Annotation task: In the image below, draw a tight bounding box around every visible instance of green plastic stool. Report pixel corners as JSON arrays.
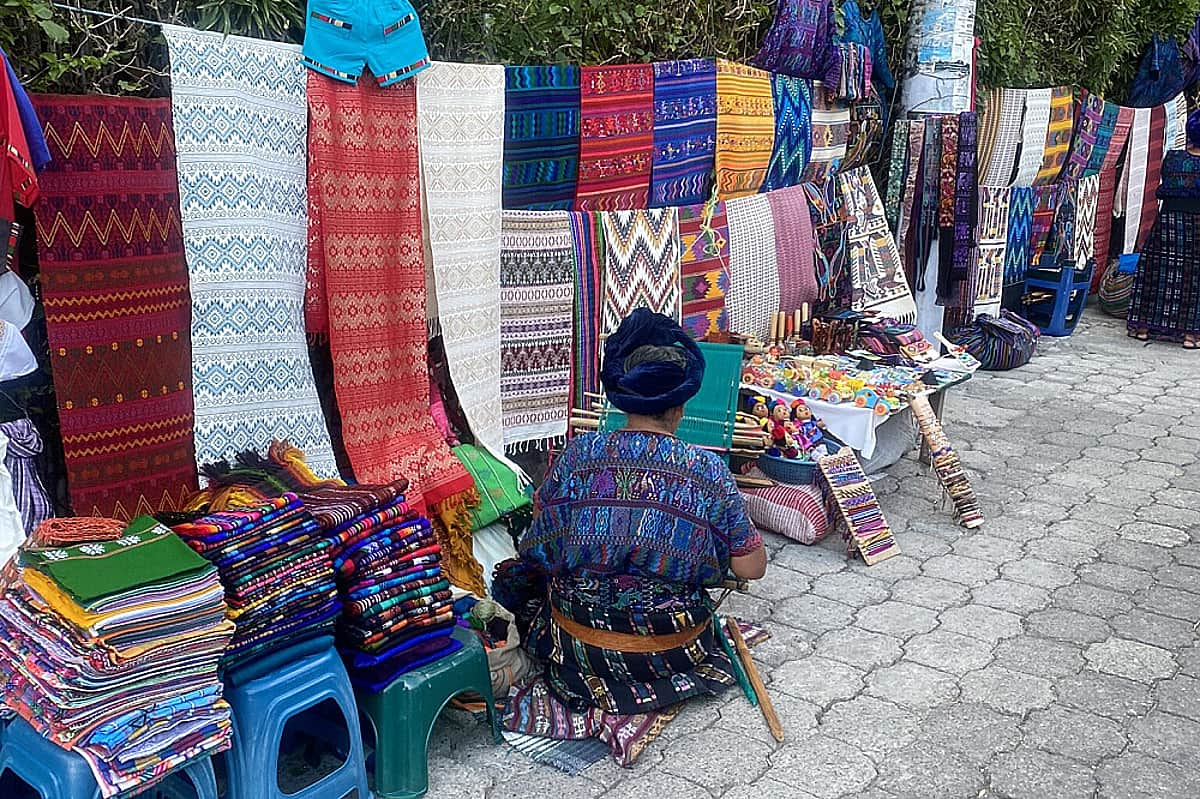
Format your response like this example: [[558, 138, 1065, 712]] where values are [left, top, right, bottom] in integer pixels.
[[357, 627, 502, 799]]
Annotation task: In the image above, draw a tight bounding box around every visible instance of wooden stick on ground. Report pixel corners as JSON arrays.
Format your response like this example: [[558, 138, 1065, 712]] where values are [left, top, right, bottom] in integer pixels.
[[726, 618, 784, 742]]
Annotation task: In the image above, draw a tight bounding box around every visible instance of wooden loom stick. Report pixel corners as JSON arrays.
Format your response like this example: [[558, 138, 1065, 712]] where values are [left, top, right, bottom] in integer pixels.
[[726, 618, 784, 742]]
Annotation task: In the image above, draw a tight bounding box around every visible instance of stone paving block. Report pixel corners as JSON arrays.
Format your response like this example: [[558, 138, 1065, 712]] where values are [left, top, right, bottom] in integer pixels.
[[1085, 638, 1178, 682], [855, 600, 940, 639], [894, 530, 953, 559], [1128, 710, 1200, 764], [488, 763, 605, 799], [771, 655, 865, 707], [1134, 585, 1200, 624], [814, 627, 903, 670], [1022, 705, 1127, 763], [771, 544, 848, 577], [1028, 608, 1113, 643], [1110, 609, 1197, 650], [922, 553, 999, 586], [746, 565, 813, 603], [867, 661, 959, 710], [950, 534, 1024, 565], [1133, 504, 1200, 531], [904, 629, 995, 674], [741, 622, 814, 668], [1156, 563, 1200, 592], [720, 778, 819, 799], [771, 594, 855, 635], [1080, 561, 1156, 593], [1056, 671, 1155, 720], [1000, 557, 1079, 589], [1024, 537, 1098, 568], [870, 743, 984, 799], [768, 734, 877, 798], [889, 575, 970, 610], [1049, 518, 1119, 546], [817, 695, 919, 759], [844, 553, 923, 584], [1096, 752, 1200, 799], [598, 772, 710, 799], [809, 570, 891, 609], [658, 727, 772, 793], [938, 604, 1023, 643], [990, 746, 1098, 799], [715, 690, 819, 745], [1052, 582, 1134, 617], [961, 664, 1053, 715], [992, 635, 1085, 678], [1119, 521, 1191, 548], [916, 702, 1020, 764], [972, 579, 1052, 614]]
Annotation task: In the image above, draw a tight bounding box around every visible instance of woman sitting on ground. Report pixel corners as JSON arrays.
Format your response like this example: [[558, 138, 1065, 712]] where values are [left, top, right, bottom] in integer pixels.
[[513, 308, 766, 715]]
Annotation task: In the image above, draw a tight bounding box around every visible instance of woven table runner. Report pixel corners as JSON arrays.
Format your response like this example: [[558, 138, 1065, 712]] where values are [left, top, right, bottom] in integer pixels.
[[33, 95, 198, 518], [715, 60, 775, 199], [599, 208, 682, 338], [1034, 86, 1073, 184], [979, 87, 1024, 187], [568, 211, 604, 407], [1012, 88, 1050, 186], [725, 193, 778, 339], [576, 65, 654, 211], [973, 186, 1010, 317], [1064, 90, 1105, 181], [502, 65, 580, 211], [164, 26, 336, 477], [767, 185, 818, 311], [499, 210, 575, 447], [839, 166, 917, 321], [1121, 107, 1152, 254], [650, 59, 717, 207], [1091, 105, 1134, 278], [762, 73, 812, 192], [677, 200, 730, 339]]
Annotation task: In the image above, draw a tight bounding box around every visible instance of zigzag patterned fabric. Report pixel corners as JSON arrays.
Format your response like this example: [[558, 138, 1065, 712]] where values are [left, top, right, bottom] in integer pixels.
[[650, 59, 717, 207], [307, 72, 481, 592], [32, 95, 199, 519], [1003, 185, 1034, 284], [762, 73, 812, 193], [576, 64, 654, 211], [502, 65, 580, 211], [677, 201, 730, 338], [1035, 86, 1073, 185], [599, 208, 681, 337], [417, 62, 507, 458], [568, 211, 604, 406], [838, 166, 917, 322], [767, 185, 818, 311], [714, 60, 775, 199], [163, 26, 337, 478], [499, 210, 575, 446], [1072, 174, 1100, 268], [802, 81, 849, 184], [725, 193, 779, 339]]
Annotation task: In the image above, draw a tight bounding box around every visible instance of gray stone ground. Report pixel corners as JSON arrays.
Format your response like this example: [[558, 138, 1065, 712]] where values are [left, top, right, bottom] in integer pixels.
[[422, 306, 1200, 799]]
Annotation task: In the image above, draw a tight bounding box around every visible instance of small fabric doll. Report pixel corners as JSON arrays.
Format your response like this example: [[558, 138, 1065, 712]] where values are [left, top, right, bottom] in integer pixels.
[[791, 399, 827, 456], [767, 400, 800, 459]]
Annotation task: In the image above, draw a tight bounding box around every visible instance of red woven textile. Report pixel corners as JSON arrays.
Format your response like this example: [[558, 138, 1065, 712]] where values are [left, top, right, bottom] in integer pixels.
[[575, 65, 654, 211], [32, 95, 198, 519], [306, 74, 474, 516]]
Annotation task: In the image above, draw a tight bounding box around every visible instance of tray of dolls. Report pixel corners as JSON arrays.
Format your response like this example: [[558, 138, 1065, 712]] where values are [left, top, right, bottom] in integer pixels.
[[756, 435, 846, 486]]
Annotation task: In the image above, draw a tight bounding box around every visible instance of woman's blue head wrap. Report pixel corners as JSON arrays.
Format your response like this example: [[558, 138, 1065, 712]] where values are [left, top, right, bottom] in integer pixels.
[[601, 308, 706, 416]]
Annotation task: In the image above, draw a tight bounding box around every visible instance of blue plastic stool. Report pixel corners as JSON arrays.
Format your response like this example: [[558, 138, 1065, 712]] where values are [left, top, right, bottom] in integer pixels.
[[1023, 259, 1094, 337], [222, 638, 370, 799], [356, 627, 501, 799], [0, 715, 217, 799]]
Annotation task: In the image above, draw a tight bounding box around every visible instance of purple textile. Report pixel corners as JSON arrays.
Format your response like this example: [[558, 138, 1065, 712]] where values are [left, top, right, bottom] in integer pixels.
[[950, 112, 978, 298], [753, 0, 833, 79], [1, 48, 48, 172]]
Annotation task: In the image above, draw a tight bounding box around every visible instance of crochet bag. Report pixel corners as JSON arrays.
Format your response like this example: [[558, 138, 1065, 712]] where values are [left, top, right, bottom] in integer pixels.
[[949, 310, 1040, 371]]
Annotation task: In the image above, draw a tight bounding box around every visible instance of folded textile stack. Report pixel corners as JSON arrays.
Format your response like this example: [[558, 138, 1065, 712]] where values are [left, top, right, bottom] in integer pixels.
[[170, 493, 339, 667], [0, 517, 234, 797], [297, 482, 461, 691]]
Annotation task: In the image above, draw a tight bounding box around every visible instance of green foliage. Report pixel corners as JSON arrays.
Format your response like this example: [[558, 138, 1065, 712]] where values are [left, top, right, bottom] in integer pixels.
[[2, 0, 1199, 101]]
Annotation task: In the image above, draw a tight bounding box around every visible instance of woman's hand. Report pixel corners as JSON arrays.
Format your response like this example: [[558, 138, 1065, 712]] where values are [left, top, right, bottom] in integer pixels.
[[731, 546, 767, 581]]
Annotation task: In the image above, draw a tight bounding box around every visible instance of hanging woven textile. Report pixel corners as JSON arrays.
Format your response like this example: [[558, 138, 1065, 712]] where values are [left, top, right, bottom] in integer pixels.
[[1072, 174, 1101, 269], [839, 166, 917, 321], [306, 72, 482, 593], [979, 88, 1024, 187], [802, 82, 850, 183], [1029, 182, 1062, 267], [1064, 90, 1106, 181], [677, 200, 731, 339], [762, 73, 812, 193], [753, 0, 833, 79], [568, 211, 604, 407], [417, 62, 507, 457], [164, 26, 337, 477], [767, 185, 818, 311], [1034, 86, 1073, 184], [725, 193, 779, 339], [32, 95, 199, 519], [1129, 35, 1188, 108], [842, 85, 884, 170], [895, 118, 925, 280], [499, 210, 575, 448], [650, 59, 717, 207], [1012, 88, 1050, 186], [576, 64, 654, 211], [502, 65, 580, 211], [714, 60, 775, 199], [1120, 106, 1156, 254], [805, 180, 851, 311], [1003, 186, 1034, 284], [973, 186, 1010, 317], [599, 208, 682, 337], [884, 118, 909, 231], [947, 111, 978, 305], [1091, 104, 1134, 279]]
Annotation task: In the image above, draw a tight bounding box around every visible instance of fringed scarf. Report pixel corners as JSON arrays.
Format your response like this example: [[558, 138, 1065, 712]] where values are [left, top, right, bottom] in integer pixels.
[[650, 60, 717, 207], [576, 65, 654, 211], [306, 73, 481, 594], [502, 65, 580, 211], [32, 94, 198, 519]]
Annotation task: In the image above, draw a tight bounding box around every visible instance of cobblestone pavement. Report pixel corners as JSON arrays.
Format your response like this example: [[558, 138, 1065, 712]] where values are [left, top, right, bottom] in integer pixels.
[[423, 307, 1200, 799]]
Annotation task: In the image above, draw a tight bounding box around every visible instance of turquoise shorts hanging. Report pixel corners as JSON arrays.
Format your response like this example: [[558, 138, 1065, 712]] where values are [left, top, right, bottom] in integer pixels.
[[302, 0, 431, 87]]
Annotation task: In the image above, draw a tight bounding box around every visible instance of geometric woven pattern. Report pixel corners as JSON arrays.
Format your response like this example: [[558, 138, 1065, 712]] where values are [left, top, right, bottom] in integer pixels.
[[974, 185, 1010, 315], [1012, 88, 1049, 187], [500, 210, 575, 446], [650, 59, 717, 207], [725, 192, 779, 339], [417, 62, 507, 456], [979, 87, 1025, 187], [502, 65, 580, 211], [838, 166, 917, 322], [762, 73, 812, 193], [600, 208, 682, 337], [33, 94, 198, 519], [677, 201, 730, 339], [164, 25, 337, 477], [1035, 86, 1073, 185], [801, 81, 849, 184], [714, 60, 775, 199], [576, 64, 655, 211]]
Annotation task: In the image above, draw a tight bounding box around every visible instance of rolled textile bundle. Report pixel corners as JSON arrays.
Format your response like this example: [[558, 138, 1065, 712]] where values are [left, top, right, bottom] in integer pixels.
[[0, 516, 234, 798]]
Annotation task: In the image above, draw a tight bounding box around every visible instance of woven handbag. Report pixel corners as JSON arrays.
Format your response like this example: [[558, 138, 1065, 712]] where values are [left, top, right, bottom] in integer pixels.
[[452, 444, 531, 531], [949, 309, 1040, 371]]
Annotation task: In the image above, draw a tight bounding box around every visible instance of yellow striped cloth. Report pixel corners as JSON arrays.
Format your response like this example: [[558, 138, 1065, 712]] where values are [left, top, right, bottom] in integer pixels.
[[715, 60, 775, 199], [1035, 86, 1074, 184]]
